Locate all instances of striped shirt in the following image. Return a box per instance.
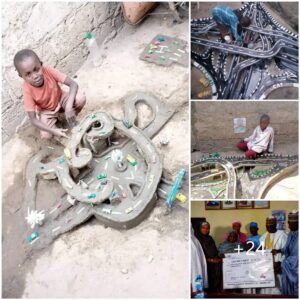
[212,5,242,42]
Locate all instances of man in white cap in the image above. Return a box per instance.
[259,216,288,295]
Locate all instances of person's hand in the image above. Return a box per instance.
[271,249,281,255]
[208,257,223,263]
[65,106,76,127]
[53,128,68,138]
[274,262,281,274]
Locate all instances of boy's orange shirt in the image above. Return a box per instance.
[23,65,67,112]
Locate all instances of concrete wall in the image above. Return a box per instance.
[191,101,298,151]
[2,2,123,143]
[191,200,298,245]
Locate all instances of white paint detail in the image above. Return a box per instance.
[52,226,61,233]
[77,207,85,215]
[133,200,142,208]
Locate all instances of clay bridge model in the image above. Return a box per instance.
[24,92,188,250]
[191,2,298,99]
[191,154,298,199]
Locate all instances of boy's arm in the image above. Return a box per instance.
[244,127,256,142]
[27,112,68,138]
[63,76,79,126]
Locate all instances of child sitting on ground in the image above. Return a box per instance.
[14,49,86,140]
[237,114,274,158]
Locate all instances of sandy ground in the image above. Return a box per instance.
[2,8,189,298]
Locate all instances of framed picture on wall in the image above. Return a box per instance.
[205,201,221,210]
[237,201,253,209]
[254,201,270,209]
[221,201,236,209]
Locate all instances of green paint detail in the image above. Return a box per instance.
[158,35,165,42]
[87,193,96,199]
[252,169,270,176]
[123,120,132,128]
[26,231,39,242]
[58,158,65,164]
[97,173,107,180]
[211,152,220,158]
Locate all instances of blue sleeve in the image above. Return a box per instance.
[230,21,242,41]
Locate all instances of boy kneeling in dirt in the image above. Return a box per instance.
[14,49,86,140]
[237,114,274,158]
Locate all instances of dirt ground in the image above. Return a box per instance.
[2,8,189,298]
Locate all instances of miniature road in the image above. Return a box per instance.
[191,2,299,99]
[191,154,298,199]
[191,157,236,199]
[24,92,188,252]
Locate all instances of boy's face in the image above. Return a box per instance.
[18,56,44,87]
[260,118,269,130]
[250,226,258,236]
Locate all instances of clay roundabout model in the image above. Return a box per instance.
[191,2,299,99]
[191,154,298,199]
[24,92,188,250]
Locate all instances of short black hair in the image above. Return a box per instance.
[13,49,41,73]
[240,16,251,28]
[260,114,270,122]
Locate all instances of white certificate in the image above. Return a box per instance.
[223,251,275,289]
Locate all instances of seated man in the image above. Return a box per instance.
[212,5,251,43]
[237,114,274,158]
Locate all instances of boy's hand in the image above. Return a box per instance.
[53,128,68,138]
[65,107,76,127]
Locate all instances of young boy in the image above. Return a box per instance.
[246,222,262,251]
[14,49,86,140]
[237,114,274,158]
[212,5,251,43]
